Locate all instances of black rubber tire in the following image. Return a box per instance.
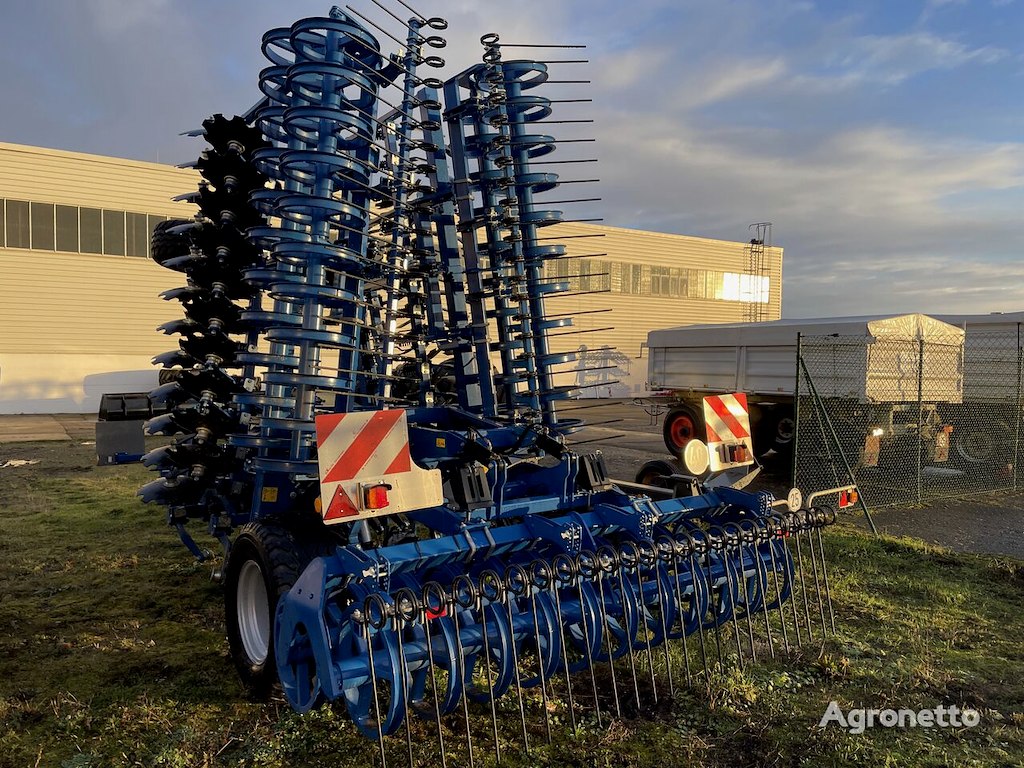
[635,459,679,486]
[662,405,704,455]
[151,218,192,266]
[223,519,334,697]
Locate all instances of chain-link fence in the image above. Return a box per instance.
[794,327,1024,509]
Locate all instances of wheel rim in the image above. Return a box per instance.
[956,431,994,464]
[775,417,795,443]
[669,413,696,449]
[238,559,270,665]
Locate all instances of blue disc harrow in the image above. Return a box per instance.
[138,3,839,764]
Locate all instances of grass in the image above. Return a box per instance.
[1,440,1023,767]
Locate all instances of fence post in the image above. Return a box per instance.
[792,332,802,490]
[798,354,878,534]
[917,337,924,506]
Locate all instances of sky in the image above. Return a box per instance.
[0,0,1022,318]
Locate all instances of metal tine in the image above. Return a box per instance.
[562,554,602,728]
[745,522,776,660]
[449,578,476,768]
[593,547,622,718]
[546,560,579,732]
[762,516,791,653]
[487,569,530,754]
[393,590,416,768]
[781,515,805,647]
[815,508,838,634]
[666,537,693,689]
[791,512,816,644]
[726,525,758,663]
[653,538,676,698]
[695,533,725,670]
[631,543,659,705]
[370,0,446,48]
[421,583,448,768]
[346,5,422,51]
[497,43,587,48]
[362,597,389,768]
[712,532,745,671]
[684,542,712,693]
[803,512,829,637]
[473,576,501,764]
[613,556,642,711]
[523,564,554,743]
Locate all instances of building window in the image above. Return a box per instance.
[55,205,79,252]
[102,209,126,256]
[80,207,103,254]
[126,212,149,257]
[5,200,30,249]
[0,200,5,246]
[30,202,55,251]
[722,272,770,303]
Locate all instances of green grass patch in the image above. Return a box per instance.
[1,441,1022,767]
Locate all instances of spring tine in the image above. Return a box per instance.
[728,530,759,664]
[717,535,747,669]
[750,531,776,660]
[633,554,659,704]
[393,599,415,768]
[792,515,815,644]
[361,609,389,768]
[655,561,675,698]
[476,584,501,764]
[502,587,530,753]
[805,515,829,637]
[700,545,726,670]
[527,581,553,742]
[777,516,804,647]
[573,571,603,728]
[687,551,711,690]
[548,572,578,732]
[448,595,475,768]
[764,521,791,654]
[669,544,692,688]
[593,555,622,718]
[615,561,642,710]
[816,513,838,634]
[422,585,447,768]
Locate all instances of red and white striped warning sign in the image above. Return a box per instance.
[702,393,755,472]
[315,410,443,525]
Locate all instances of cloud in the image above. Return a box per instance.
[808,31,1007,88]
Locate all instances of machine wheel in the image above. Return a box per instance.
[150,218,192,265]
[224,519,332,696]
[662,406,703,455]
[635,459,679,486]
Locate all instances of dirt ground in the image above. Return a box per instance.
[2,401,1022,558]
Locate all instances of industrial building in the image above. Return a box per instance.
[0,141,783,413]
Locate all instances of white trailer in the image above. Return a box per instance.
[646,314,965,468]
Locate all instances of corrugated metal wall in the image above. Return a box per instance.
[0,142,782,412]
[0,143,195,412]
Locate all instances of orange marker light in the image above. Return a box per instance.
[364,483,391,510]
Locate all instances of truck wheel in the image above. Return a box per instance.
[663,406,703,455]
[150,218,192,266]
[224,520,331,696]
[954,428,996,465]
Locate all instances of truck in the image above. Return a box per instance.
[933,312,1024,466]
[645,313,966,470]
